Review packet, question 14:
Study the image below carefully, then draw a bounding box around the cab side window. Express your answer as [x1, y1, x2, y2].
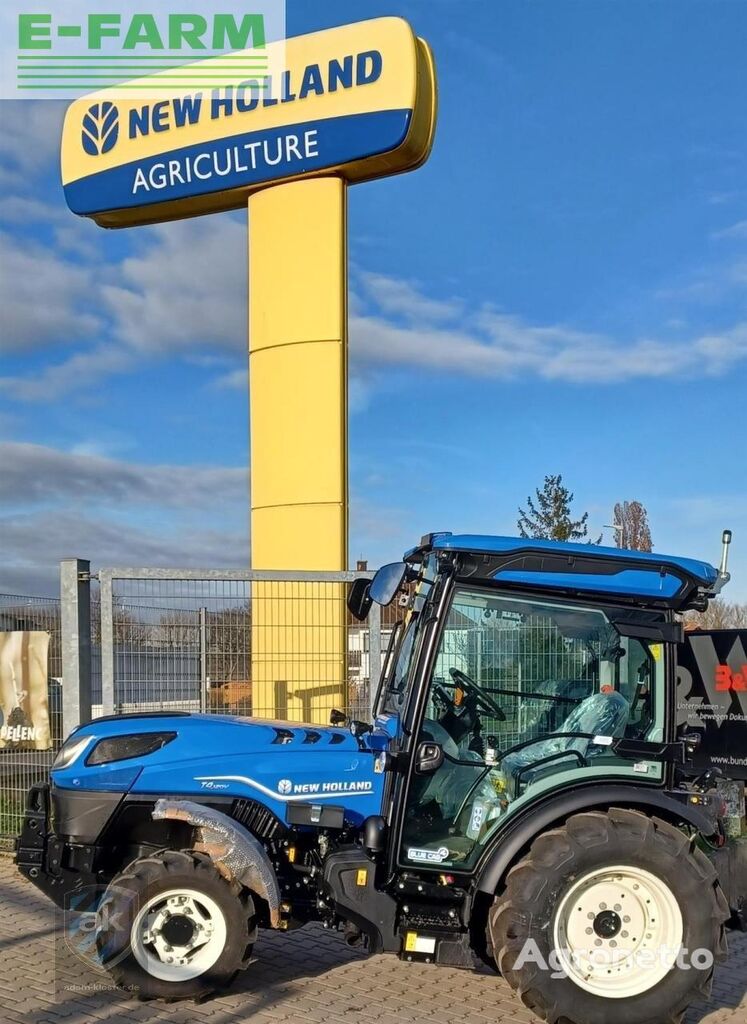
[401, 589, 664, 872]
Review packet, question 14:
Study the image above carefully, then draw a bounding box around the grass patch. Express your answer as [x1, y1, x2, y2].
[0, 791, 26, 840]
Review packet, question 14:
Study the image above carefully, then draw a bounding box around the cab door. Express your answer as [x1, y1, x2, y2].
[399, 584, 666, 873]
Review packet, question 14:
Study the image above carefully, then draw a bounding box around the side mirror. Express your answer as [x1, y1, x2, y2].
[415, 740, 444, 774]
[369, 562, 408, 607]
[347, 578, 372, 621]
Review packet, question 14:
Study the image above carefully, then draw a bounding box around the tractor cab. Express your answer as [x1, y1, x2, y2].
[352, 532, 731, 873]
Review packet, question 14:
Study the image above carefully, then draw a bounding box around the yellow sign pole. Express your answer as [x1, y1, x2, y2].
[59, 17, 437, 723]
[249, 176, 348, 720]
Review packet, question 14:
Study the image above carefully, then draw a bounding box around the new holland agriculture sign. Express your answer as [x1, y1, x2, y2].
[61, 17, 436, 226]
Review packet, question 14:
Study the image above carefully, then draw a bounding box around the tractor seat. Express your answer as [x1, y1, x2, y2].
[501, 689, 630, 799]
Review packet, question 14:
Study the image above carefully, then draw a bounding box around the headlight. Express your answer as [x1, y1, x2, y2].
[85, 732, 176, 766]
[52, 734, 92, 770]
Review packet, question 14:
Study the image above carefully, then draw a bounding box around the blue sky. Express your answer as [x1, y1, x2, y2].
[1, 0, 746, 597]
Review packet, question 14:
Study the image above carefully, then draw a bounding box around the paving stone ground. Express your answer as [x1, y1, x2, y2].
[1, 855, 744, 1024]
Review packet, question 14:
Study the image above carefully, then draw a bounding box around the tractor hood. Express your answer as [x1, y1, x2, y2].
[51, 712, 386, 827]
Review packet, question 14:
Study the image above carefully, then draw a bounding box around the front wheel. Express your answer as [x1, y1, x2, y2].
[489, 809, 730, 1024]
[95, 849, 256, 999]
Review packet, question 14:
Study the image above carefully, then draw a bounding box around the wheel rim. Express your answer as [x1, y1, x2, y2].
[552, 864, 684, 998]
[130, 888, 228, 982]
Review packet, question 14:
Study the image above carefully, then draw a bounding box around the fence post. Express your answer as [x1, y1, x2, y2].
[368, 601, 382, 716]
[100, 571, 115, 716]
[60, 558, 92, 737]
[199, 606, 207, 713]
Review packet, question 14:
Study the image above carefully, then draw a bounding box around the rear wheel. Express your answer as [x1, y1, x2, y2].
[488, 809, 730, 1024]
[96, 849, 256, 1000]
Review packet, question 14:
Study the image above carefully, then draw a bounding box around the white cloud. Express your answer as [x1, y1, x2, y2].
[0, 213, 247, 399]
[350, 276, 747, 383]
[0, 195, 104, 260]
[213, 367, 248, 390]
[0, 441, 248, 511]
[0, 230, 102, 353]
[357, 271, 462, 324]
[103, 216, 247, 354]
[0, 442, 249, 594]
[0, 102, 66, 187]
[0, 511, 249, 596]
[711, 219, 747, 241]
[5, 201, 747, 405]
[0, 345, 133, 402]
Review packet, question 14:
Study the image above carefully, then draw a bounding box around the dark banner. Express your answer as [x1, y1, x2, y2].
[676, 629, 747, 781]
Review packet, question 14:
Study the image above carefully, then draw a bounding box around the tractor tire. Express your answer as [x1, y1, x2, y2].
[95, 848, 257, 1000]
[488, 808, 730, 1024]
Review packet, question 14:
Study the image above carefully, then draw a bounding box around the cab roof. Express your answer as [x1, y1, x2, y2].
[406, 532, 720, 610]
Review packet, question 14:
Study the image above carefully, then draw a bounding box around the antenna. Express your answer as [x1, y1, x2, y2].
[718, 529, 732, 580]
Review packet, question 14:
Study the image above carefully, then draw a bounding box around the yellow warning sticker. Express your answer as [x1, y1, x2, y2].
[356, 868, 368, 887]
[404, 932, 437, 955]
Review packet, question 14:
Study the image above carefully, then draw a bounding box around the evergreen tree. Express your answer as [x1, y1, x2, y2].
[517, 474, 600, 542]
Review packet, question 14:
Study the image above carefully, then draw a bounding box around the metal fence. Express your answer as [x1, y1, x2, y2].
[0, 564, 385, 843]
[96, 569, 382, 721]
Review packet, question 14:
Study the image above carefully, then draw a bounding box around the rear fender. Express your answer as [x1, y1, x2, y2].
[153, 799, 282, 926]
[475, 783, 720, 896]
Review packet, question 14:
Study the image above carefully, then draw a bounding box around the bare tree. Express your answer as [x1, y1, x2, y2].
[685, 600, 747, 631]
[612, 500, 653, 552]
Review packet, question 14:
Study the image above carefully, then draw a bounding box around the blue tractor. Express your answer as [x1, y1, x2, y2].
[16, 532, 743, 1024]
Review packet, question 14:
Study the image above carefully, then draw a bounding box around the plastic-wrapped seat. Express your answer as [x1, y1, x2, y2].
[501, 690, 630, 798]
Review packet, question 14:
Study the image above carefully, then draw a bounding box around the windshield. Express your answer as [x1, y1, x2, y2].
[428, 587, 662, 747]
[376, 554, 437, 717]
[379, 616, 417, 715]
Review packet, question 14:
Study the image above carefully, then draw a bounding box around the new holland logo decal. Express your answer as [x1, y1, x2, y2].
[194, 773, 374, 800]
[81, 102, 120, 157]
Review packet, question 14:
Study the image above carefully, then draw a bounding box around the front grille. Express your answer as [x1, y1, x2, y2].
[401, 908, 460, 930]
[230, 797, 286, 840]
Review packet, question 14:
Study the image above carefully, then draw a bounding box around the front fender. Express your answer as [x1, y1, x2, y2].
[475, 783, 720, 896]
[153, 799, 282, 926]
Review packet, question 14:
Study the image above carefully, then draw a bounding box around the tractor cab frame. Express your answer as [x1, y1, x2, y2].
[351, 533, 730, 897]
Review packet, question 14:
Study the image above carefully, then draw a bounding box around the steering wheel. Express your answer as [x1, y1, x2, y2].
[447, 667, 506, 721]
